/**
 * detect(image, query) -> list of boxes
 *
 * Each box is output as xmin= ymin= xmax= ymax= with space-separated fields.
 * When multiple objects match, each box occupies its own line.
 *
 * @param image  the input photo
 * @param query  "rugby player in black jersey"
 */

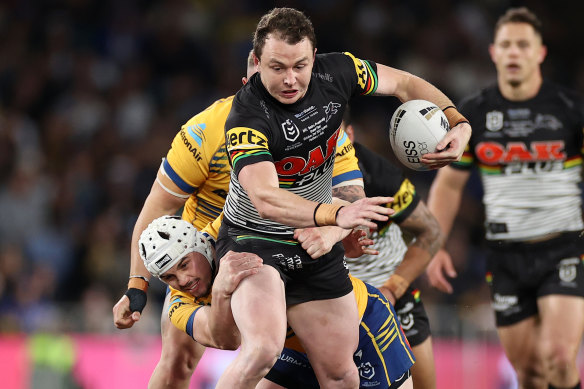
xmin=217 ymin=7 xmax=471 ymax=389
xmin=426 ymin=7 xmax=584 ymax=389
xmin=340 ymin=110 xmax=443 ymax=389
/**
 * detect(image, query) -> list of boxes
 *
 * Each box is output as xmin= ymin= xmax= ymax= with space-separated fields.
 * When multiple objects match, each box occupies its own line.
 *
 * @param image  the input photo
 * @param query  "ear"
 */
xmin=242 ymin=77 xmax=248 ymax=86
xmin=488 ymin=43 xmax=496 ymax=64
xmin=313 ymin=47 xmax=317 ymax=59
xmin=538 ymin=44 xmax=547 ymax=65
xmin=253 ymin=52 xmax=260 ymax=67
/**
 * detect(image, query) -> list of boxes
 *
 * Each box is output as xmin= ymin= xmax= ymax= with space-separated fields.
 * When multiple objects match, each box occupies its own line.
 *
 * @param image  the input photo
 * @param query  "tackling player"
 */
xmin=139 ymin=215 xmax=415 ymax=389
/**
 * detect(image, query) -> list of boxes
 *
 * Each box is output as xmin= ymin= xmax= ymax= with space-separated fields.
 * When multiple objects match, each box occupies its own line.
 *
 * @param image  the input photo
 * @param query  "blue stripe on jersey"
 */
xmin=186 ymin=307 xmax=201 ymax=338
xmin=332 ymin=170 xmax=363 ymax=186
xmin=337 ymin=131 xmax=348 ymax=146
xmin=163 ymin=159 xmax=196 ymax=193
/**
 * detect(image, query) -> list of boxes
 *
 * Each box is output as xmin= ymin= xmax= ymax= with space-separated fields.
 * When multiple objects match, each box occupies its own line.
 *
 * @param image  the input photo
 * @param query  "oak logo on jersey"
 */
xmin=275 ymin=130 xmax=339 ymax=177
xmin=282 ymin=119 xmax=300 ymax=142
xmin=475 ymin=141 xmax=566 ymax=164
xmin=486 ymin=111 xmax=504 ymax=132
xmin=226 ymin=127 xmax=268 ymax=150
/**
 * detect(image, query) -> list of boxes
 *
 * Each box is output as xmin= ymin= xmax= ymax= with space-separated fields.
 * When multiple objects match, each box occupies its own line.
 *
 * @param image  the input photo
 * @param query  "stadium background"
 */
xmin=0 ymin=0 xmax=583 ymax=388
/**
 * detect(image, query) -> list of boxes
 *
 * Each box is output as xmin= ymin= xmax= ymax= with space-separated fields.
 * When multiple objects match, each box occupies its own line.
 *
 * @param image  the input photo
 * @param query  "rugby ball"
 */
xmin=389 ymin=100 xmax=449 ymax=171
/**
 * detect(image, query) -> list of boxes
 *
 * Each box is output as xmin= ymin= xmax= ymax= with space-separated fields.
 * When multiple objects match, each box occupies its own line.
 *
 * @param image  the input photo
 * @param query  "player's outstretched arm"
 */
xmin=239 ymin=161 xmax=392 ymax=229
xmin=113 ymin=172 xmax=187 ymax=329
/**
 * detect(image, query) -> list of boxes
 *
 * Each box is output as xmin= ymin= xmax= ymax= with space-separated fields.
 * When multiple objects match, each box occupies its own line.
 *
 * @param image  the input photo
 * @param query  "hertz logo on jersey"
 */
xmin=389 ymin=179 xmax=416 ymax=216
xmin=226 ymin=127 xmax=269 ymax=150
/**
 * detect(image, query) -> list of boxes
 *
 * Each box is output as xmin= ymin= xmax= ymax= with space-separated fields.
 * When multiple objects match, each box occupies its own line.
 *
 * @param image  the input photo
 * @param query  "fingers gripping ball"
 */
xmin=389 ymin=100 xmax=449 ymax=171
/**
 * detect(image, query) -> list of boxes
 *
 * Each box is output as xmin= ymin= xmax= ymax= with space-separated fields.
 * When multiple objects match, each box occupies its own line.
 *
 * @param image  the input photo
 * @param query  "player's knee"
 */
xmin=515 ymin=364 xmax=546 ymax=388
xmin=542 ymin=343 xmax=577 ymax=377
xmin=239 ymin=343 xmax=282 ymax=379
xmin=319 ymin=363 xmax=359 ymax=388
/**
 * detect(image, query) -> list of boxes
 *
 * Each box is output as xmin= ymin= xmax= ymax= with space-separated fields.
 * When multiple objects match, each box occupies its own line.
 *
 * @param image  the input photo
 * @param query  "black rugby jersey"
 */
xmin=223 ymin=52 xmax=378 ymax=235
xmin=347 ymin=143 xmax=420 ymax=285
xmin=452 ymin=80 xmax=584 ymax=240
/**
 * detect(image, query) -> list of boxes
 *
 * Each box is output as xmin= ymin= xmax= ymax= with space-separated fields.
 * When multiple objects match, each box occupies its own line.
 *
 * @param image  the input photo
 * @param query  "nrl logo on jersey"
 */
xmin=282 ymin=119 xmax=300 ymax=142
xmin=486 ymin=111 xmax=504 ymax=131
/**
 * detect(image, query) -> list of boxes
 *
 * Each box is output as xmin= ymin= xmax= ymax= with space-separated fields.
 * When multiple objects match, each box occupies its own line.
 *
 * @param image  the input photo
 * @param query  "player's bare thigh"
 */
xmin=538 ymin=295 xmax=584 ymax=378
xmin=286 ymin=291 xmax=359 ymax=377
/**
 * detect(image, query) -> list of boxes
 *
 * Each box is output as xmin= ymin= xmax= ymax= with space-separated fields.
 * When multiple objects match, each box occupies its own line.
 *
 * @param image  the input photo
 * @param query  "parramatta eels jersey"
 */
xmin=169 ymin=272 xmax=370 ymax=350
xmin=453 ymin=80 xmax=584 ymax=241
xmin=345 ymin=143 xmax=420 ymax=287
xmin=162 ymin=93 xmax=362 ymax=232
xmin=223 ymin=52 xmax=378 ymax=236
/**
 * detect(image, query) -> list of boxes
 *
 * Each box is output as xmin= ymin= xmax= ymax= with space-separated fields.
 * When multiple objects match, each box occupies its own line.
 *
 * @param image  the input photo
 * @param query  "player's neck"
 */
xmin=498 ymin=73 xmax=542 ymax=102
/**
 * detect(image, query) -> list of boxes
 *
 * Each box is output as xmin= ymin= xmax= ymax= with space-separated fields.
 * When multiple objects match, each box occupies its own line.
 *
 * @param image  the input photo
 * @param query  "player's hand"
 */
xmin=336 ymin=197 xmax=393 ymax=230
xmin=113 ymin=294 xmax=141 ymax=329
xmin=378 ymin=286 xmax=396 ymax=305
xmin=294 ymin=227 xmax=345 ymax=259
xmin=426 ymin=249 xmax=457 ymax=294
xmin=342 ymin=228 xmax=378 ymax=258
xmin=421 ymin=122 xmax=472 ymax=169
xmin=213 ymin=251 xmax=262 ymax=297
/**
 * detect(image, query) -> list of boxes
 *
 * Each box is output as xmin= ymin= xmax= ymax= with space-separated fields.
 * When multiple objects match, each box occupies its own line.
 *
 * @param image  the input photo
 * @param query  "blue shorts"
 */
xmin=265 ymin=283 xmax=415 ymax=388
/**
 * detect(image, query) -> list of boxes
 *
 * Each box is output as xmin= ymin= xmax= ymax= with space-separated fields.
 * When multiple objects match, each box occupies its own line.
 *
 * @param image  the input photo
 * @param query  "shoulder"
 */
xmin=458 ymin=84 xmax=498 ymax=111
xmin=543 ymin=80 xmax=584 ymax=110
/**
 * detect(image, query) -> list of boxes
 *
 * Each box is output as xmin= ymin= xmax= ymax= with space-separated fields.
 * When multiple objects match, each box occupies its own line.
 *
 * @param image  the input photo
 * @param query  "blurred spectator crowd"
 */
xmin=0 ymin=0 xmax=583 ymax=337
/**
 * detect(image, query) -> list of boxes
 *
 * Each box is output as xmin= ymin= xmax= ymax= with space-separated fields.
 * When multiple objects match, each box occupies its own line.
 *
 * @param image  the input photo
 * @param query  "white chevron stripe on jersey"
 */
xmin=481 ymin=167 xmax=583 ymax=240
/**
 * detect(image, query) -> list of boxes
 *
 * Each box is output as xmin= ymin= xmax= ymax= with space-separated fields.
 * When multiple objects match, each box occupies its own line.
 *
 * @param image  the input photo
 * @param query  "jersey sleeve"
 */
xmin=201 ymin=212 xmax=223 ymax=243
xmin=168 ymin=287 xmax=210 ymax=339
xmin=163 ymin=119 xmax=212 ymax=194
xmin=332 ymin=127 xmax=363 ymax=188
xmin=225 ymin=93 xmax=275 ymax=178
xmin=341 ymin=52 xmax=379 ymax=96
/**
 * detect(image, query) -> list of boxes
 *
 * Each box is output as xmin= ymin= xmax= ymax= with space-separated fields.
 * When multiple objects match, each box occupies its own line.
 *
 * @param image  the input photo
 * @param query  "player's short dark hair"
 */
xmin=494 ymin=7 xmax=543 ymax=40
xmin=253 ymin=7 xmax=316 ymax=60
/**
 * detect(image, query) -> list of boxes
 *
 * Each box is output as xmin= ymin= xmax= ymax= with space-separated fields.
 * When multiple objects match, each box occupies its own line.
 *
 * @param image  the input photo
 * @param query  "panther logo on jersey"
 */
xmin=324 ymin=102 xmax=341 ymax=122
xmin=282 ymin=119 xmax=300 ymax=142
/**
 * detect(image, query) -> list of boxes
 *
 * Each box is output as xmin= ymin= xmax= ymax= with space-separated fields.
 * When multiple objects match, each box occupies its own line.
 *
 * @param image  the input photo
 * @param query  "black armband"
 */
xmin=125 ymin=288 xmax=147 ymax=314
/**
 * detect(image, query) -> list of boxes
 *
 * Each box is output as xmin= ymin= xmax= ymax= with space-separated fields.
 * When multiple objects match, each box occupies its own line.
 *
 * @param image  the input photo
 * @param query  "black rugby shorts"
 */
xmin=216 ymin=223 xmax=353 ymax=306
xmin=485 ymin=231 xmax=584 ymax=326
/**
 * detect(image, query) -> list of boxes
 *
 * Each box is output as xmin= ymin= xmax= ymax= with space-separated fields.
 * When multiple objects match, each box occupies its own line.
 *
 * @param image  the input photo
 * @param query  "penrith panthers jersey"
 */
xmin=345 ymin=143 xmax=420 ymax=286
xmin=163 ymin=93 xmax=362 ymax=232
xmin=452 ymin=80 xmax=584 ymax=241
xmin=223 ymin=52 xmax=378 ymax=236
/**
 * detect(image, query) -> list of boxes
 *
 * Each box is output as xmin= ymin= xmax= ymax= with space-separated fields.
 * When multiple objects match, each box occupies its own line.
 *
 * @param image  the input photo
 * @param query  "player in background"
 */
xmin=139 ymin=214 xmax=414 ymax=389
xmin=425 ymin=7 xmax=584 ymax=389
xmin=218 ymin=6 xmax=471 ymax=388
xmin=112 ymin=51 xmax=365 ymax=388
xmin=340 ymin=110 xmax=442 ymax=389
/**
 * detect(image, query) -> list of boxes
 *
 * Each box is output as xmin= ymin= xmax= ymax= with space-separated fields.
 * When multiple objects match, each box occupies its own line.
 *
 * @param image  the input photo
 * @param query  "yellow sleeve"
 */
xmin=332 ymin=127 xmax=363 ymax=188
xmin=201 ymin=212 xmax=224 ymax=241
xmin=163 ymin=97 xmax=234 ymax=195
xmin=168 ymin=287 xmax=212 ymax=339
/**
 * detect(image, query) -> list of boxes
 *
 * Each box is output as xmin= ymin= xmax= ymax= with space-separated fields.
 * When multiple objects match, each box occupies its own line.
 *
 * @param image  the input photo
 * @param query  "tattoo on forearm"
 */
xmin=401 ymin=203 xmax=443 ymax=257
xmin=332 ymin=185 xmax=365 ymax=203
